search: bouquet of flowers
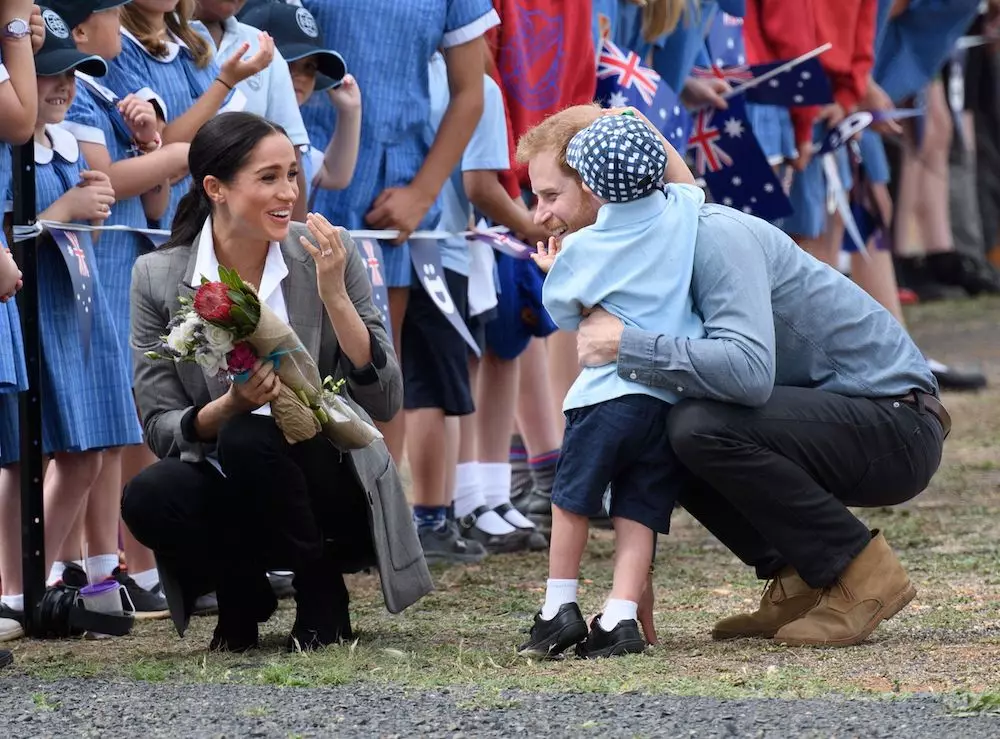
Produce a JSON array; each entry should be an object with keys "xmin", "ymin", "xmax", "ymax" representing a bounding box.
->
[{"xmin": 147, "ymin": 266, "xmax": 382, "ymax": 450}]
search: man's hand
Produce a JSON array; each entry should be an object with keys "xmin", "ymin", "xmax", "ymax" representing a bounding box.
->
[
  {"xmin": 637, "ymin": 569, "xmax": 658, "ymax": 646},
  {"xmin": 530, "ymin": 236, "xmax": 560, "ymax": 274},
  {"xmin": 577, "ymin": 307, "xmax": 625, "ymax": 367}
]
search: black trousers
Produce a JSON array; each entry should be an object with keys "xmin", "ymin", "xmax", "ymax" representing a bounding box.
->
[
  {"xmin": 122, "ymin": 414, "xmax": 374, "ymax": 618},
  {"xmin": 667, "ymin": 386, "xmax": 945, "ymax": 588}
]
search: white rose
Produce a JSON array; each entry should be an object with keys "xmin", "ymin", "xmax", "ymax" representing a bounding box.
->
[
  {"xmin": 166, "ymin": 315, "xmax": 199, "ymax": 355},
  {"xmin": 195, "ymin": 348, "xmax": 227, "ymax": 376},
  {"xmin": 203, "ymin": 324, "xmax": 235, "ymax": 355}
]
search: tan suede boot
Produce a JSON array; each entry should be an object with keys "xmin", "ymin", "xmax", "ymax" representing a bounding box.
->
[
  {"xmin": 711, "ymin": 567, "xmax": 823, "ymax": 640},
  {"xmin": 773, "ymin": 530, "xmax": 916, "ymax": 647}
]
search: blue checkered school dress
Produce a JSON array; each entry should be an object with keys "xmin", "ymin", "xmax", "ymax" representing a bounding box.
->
[
  {"xmin": 0, "ymin": 128, "xmax": 141, "ymax": 464},
  {"xmin": 66, "ymin": 74, "xmax": 156, "ymax": 376},
  {"xmin": 103, "ymin": 30, "xmax": 225, "ymax": 229},
  {"xmin": 299, "ymin": 0, "xmax": 497, "ymax": 287}
]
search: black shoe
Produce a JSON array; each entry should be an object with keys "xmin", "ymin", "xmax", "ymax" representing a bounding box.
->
[
  {"xmin": 111, "ymin": 567, "xmax": 169, "ymax": 620},
  {"xmin": 926, "ymin": 251, "xmax": 1000, "ymax": 296},
  {"xmin": 458, "ymin": 506, "xmax": 532, "ymax": 554},
  {"xmin": 0, "ymin": 649, "xmax": 12, "ymax": 668},
  {"xmin": 0, "ymin": 603, "xmax": 24, "ymax": 626},
  {"xmin": 513, "ymin": 489, "xmax": 553, "ymax": 533},
  {"xmin": 894, "ymin": 256, "xmax": 962, "ymax": 302},
  {"xmin": 267, "ymin": 571, "xmax": 296, "ymax": 600},
  {"xmin": 493, "ymin": 503, "xmax": 549, "ymax": 551},
  {"xmin": 286, "ymin": 571, "xmax": 353, "ymax": 652},
  {"xmin": 209, "ymin": 619, "xmax": 259, "ymax": 653},
  {"xmin": 575, "ymin": 615, "xmax": 647, "ymax": 659},
  {"xmin": 929, "ymin": 361, "xmax": 988, "ymax": 391},
  {"xmin": 61, "ymin": 562, "xmax": 88, "ymax": 589},
  {"xmin": 192, "ymin": 592, "xmax": 219, "ymax": 616},
  {"xmin": 518, "ymin": 602, "xmax": 588, "ymax": 659},
  {"xmin": 418, "ymin": 521, "xmax": 487, "ymax": 565}
]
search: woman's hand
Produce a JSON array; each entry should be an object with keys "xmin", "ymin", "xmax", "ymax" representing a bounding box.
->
[
  {"xmin": 577, "ymin": 307, "xmax": 625, "ymax": 367},
  {"xmin": 119, "ymin": 94, "xmax": 159, "ymax": 144},
  {"xmin": 328, "ymin": 74, "xmax": 361, "ymax": 113},
  {"xmin": 530, "ymin": 236, "xmax": 561, "ymax": 274},
  {"xmin": 227, "ymin": 359, "xmax": 281, "ymax": 413},
  {"xmin": 218, "ymin": 33, "xmax": 275, "ymax": 87},
  {"xmin": 299, "ymin": 212, "xmax": 349, "ymax": 304}
]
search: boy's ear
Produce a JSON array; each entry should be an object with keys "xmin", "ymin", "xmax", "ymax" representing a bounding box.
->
[{"xmin": 72, "ymin": 24, "xmax": 88, "ymax": 45}]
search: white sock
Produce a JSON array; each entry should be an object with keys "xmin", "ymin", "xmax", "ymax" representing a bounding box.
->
[
  {"xmin": 454, "ymin": 462, "xmax": 515, "ymax": 535},
  {"xmin": 541, "ymin": 578, "xmax": 578, "ymax": 620},
  {"xmin": 481, "ymin": 462, "xmax": 537, "ymax": 530},
  {"xmin": 86, "ymin": 554, "xmax": 120, "ymax": 583},
  {"xmin": 46, "ymin": 561, "xmax": 66, "ymax": 587},
  {"xmin": 599, "ymin": 598, "xmax": 638, "ymax": 631},
  {"xmin": 1, "ymin": 594, "xmax": 24, "ymax": 611},
  {"xmin": 131, "ymin": 568, "xmax": 160, "ymax": 591},
  {"xmin": 73, "ymin": 559, "xmax": 84, "ymax": 570}
]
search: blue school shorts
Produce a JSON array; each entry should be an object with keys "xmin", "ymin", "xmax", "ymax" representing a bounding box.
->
[{"xmin": 551, "ymin": 394, "xmax": 680, "ymax": 534}]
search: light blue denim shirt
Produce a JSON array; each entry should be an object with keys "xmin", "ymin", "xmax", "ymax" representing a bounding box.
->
[
  {"xmin": 544, "ymin": 184, "xmax": 707, "ymax": 411},
  {"xmin": 617, "ymin": 205, "xmax": 938, "ymax": 406}
]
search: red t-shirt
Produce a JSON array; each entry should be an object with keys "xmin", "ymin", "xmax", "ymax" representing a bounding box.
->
[{"xmin": 487, "ymin": 0, "xmax": 597, "ymax": 189}]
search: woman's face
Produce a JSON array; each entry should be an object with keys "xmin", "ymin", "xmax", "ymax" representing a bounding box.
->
[
  {"xmin": 77, "ymin": 7, "xmax": 123, "ymax": 59},
  {"xmin": 133, "ymin": 0, "xmax": 180, "ymax": 17},
  {"xmin": 195, "ymin": 0, "xmax": 246, "ymax": 23},
  {"xmin": 37, "ymin": 72, "xmax": 77, "ymax": 125},
  {"xmin": 288, "ymin": 57, "xmax": 319, "ymax": 107},
  {"xmin": 212, "ymin": 133, "xmax": 299, "ymax": 243}
]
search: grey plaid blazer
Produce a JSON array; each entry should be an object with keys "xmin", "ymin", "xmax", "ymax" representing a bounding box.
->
[{"xmin": 130, "ymin": 221, "xmax": 432, "ymax": 621}]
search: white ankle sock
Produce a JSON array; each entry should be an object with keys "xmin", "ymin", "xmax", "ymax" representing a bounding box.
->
[
  {"xmin": 86, "ymin": 554, "xmax": 120, "ymax": 583},
  {"xmin": 541, "ymin": 578, "xmax": 578, "ymax": 620},
  {"xmin": 46, "ymin": 562, "xmax": 66, "ymax": 587},
  {"xmin": 481, "ymin": 462, "xmax": 537, "ymax": 530},
  {"xmin": 131, "ymin": 568, "xmax": 160, "ymax": 591},
  {"xmin": 454, "ymin": 462, "xmax": 514, "ymax": 535},
  {"xmin": 599, "ymin": 598, "xmax": 638, "ymax": 631},
  {"xmin": 1, "ymin": 594, "xmax": 23, "ymax": 611}
]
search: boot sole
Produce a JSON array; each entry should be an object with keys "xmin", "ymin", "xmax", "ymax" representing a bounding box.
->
[
  {"xmin": 518, "ymin": 620, "xmax": 588, "ymax": 659},
  {"xmin": 778, "ymin": 582, "xmax": 917, "ymax": 648},
  {"xmin": 576, "ymin": 638, "xmax": 648, "ymax": 659}
]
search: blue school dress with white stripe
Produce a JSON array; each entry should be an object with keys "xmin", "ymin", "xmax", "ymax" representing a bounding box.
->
[
  {"xmin": 0, "ymin": 146, "xmax": 28, "ymax": 463},
  {"xmin": 298, "ymin": 0, "xmax": 499, "ymax": 288},
  {"xmin": 0, "ymin": 125, "xmax": 141, "ymax": 464},
  {"xmin": 65, "ymin": 72, "xmax": 154, "ymax": 373},
  {"xmin": 103, "ymin": 29, "xmax": 228, "ymax": 228}
]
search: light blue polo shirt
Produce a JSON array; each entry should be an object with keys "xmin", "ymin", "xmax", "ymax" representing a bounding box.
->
[{"xmin": 427, "ymin": 51, "xmax": 510, "ymax": 276}]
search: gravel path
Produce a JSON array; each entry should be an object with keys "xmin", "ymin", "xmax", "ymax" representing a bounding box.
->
[{"xmin": 2, "ymin": 678, "xmax": 998, "ymax": 738}]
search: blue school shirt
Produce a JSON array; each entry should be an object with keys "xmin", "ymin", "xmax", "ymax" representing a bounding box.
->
[
  {"xmin": 103, "ymin": 28, "xmax": 233, "ymax": 227},
  {"xmin": 874, "ymin": 0, "xmax": 981, "ymax": 103},
  {"xmin": 297, "ymin": 0, "xmax": 498, "ymax": 285},
  {"xmin": 543, "ymin": 184, "xmax": 707, "ymax": 412},
  {"xmin": 427, "ymin": 52, "xmax": 509, "ymax": 276},
  {"xmin": 194, "ymin": 16, "xmax": 309, "ymax": 147}
]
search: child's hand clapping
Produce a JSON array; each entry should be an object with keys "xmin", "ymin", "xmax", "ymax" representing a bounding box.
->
[
  {"xmin": 327, "ymin": 74, "xmax": 361, "ymax": 112},
  {"xmin": 118, "ymin": 95, "xmax": 159, "ymax": 145},
  {"xmin": 530, "ymin": 236, "xmax": 561, "ymax": 274}
]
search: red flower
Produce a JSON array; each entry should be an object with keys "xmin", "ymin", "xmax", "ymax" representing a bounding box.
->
[
  {"xmin": 227, "ymin": 341, "xmax": 257, "ymax": 375},
  {"xmin": 194, "ymin": 281, "xmax": 234, "ymax": 324}
]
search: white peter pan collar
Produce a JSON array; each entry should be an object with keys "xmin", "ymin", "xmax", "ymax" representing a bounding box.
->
[
  {"xmin": 35, "ymin": 123, "xmax": 81, "ymax": 165},
  {"xmin": 76, "ymin": 70, "xmax": 118, "ymax": 104}
]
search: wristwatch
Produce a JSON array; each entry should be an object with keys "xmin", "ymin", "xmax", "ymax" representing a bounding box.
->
[{"xmin": 2, "ymin": 19, "xmax": 30, "ymax": 40}]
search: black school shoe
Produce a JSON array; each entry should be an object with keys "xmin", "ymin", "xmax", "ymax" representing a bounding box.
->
[
  {"xmin": 574, "ymin": 615, "xmax": 647, "ymax": 659},
  {"xmin": 458, "ymin": 506, "xmax": 532, "ymax": 554},
  {"xmin": 518, "ymin": 602, "xmax": 588, "ymax": 659}
]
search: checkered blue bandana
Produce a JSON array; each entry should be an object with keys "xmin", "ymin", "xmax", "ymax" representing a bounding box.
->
[{"xmin": 566, "ymin": 115, "xmax": 668, "ymax": 203}]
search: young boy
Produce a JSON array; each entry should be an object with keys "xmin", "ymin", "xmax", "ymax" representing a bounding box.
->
[{"xmin": 519, "ymin": 113, "xmax": 706, "ymax": 659}]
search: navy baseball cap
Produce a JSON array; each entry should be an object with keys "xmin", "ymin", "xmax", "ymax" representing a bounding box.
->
[
  {"xmin": 35, "ymin": 7, "xmax": 108, "ymax": 77},
  {"xmin": 47, "ymin": 0, "xmax": 132, "ymax": 30},
  {"xmin": 566, "ymin": 115, "xmax": 667, "ymax": 203},
  {"xmin": 239, "ymin": 2, "xmax": 346, "ymax": 90}
]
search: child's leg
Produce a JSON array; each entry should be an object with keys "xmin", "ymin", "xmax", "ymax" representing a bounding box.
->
[
  {"xmin": 44, "ymin": 451, "xmax": 103, "ymax": 577},
  {"xmin": 541, "ymin": 504, "xmax": 589, "ymax": 618},
  {"xmin": 83, "ymin": 448, "xmax": 125, "ymax": 583},
  {"xmin": 0, "ymin": 465, "xmax": 22, "ymax": 607},
  {"xmin": 601, "ymin": 517, "xmax": 654, "ymax": 631}
]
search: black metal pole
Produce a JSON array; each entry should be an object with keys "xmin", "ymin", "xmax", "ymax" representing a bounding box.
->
[{"xmin": 11, "ymin": 140, "xmax": 44, "ymax": 635}]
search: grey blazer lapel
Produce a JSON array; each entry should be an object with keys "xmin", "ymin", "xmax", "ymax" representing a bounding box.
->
[{"xmin": 280, "ymin": 224, "xmax": 325, "ymax": 363}]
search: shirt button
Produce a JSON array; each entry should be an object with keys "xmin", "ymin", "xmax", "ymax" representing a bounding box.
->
[{"xmin": 629, "ymin": 371, "xmax": 638, "ymax": 380}]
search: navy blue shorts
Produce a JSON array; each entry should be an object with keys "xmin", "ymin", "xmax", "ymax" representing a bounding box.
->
[
  {"xmin": 551, "ymin": 395, "xmax": 681, "ymax": 534},
  {"xmin": 402, "ymin": 268, "xmax": 474, "ymax": 416}
]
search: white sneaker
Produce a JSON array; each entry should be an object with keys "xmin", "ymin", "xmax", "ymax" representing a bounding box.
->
[{"xmin": 0, "ymin": 617, "xmax": 23, "ymax": 642}]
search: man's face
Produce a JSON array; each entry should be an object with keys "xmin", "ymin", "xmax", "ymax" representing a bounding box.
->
[{"xmin": 529, "ymin": 150, "xmax": 600, "ymax": 240}]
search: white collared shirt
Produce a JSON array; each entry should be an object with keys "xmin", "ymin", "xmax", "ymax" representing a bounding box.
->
[
  {"xmin": 193, "ymin": 216, "xmax": 289, "ymax": 418},
  {"xmin": 194, "ymin": 16, "xmax": 310, "ymax": 146}
]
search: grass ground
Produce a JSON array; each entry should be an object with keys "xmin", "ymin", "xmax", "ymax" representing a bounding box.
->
[{"xmin": 6, "ymin": 298, "xmax": 1000, "ymax": 706}]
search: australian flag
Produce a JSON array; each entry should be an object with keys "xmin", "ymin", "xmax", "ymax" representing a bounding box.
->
[
  {"xmin": 688, "ymin": 95, "xmax": 794, "ymax": 221},
  {"xmin": 706, "ymin": 11, "xmax": 746, "ymax": 68},
  {"xmin": 595, "ymin": 39, "xmax": 692, "ymax": 152}
]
